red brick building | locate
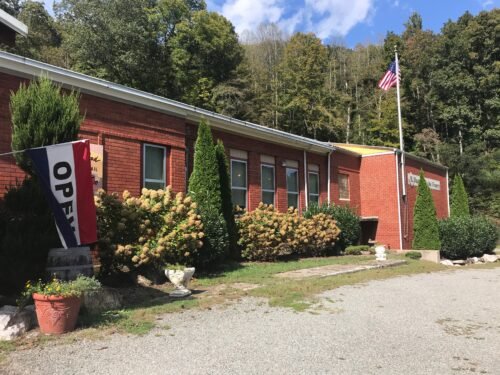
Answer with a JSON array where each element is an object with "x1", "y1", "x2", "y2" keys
[{"x1": 0, "y1": 52, "x2": 449, "y2": 249}]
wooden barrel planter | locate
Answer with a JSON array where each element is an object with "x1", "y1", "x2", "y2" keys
[{"x1": 46, "y1": 247, "x2": 94, "y2": 281}]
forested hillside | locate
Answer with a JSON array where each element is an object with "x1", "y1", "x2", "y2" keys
[{"x1": 1, "y1": 1, "x2": 498, "y2": 218}]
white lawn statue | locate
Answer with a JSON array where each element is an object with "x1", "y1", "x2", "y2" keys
[{"x1": 375, "y1": 245, "x2": 387, "y2": 261}]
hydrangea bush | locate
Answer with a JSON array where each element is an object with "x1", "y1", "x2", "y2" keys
[
  {"x1": 237, "y1": 203, "x2": 340, "y2": 261},
  {"x1": 95, "y1": 187, "x2": 204, "y2": 275}
]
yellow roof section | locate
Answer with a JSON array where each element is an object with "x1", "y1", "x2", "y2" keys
[{"x1": 334, "y1": 143, "x2": 394, "y2": 156}]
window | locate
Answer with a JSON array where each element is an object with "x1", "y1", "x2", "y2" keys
[
  {"x1": 261, "y1": 164, "x2": 275, "y2": 205},
  {"x1": 286, "y1": 168, "x2": 299, "y2": 208},
  {"x1": 231, "y1": 159, "x2": 247, "y2": 208},
  {"x1": 308, "y1": 172, "x2": 319, "y2": 205},
  {"x1": 338, "y1": 173, "x2": 350, "y2": 200},
  {"x1": 143, "y1": 144, "x2": 166, "y2": 189}
]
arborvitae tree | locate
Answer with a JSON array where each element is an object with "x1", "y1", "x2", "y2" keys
[
  {"x1": 450, "y1": 174, "x2": 470, "y2": 217},
  {"x1": 188, "y1": 120, "x2": 229, "y2": 267},
  {"x1": 10, "y1": 76, "x2": 83, "y2": 175},
  {"x1": 214, "y1": 140, "x2": 239, "y2": 259},
  {"x1": 413, "y1": 170, "x2": 441, "y2": 250}
]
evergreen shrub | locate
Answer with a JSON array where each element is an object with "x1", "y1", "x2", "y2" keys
[
  {"x1": 188, "y1": 120, "x2": 229, "y2": 268},
  {"x1": 0, "y1": 178, "x2": 59, "y2": 294},
  {"x1": 439, "y1": 216, "x2": 497, "y2": 260},
  {"x1": 10, "y1": 76, "x2": 83, "y2": 175},
  {"x1": 412, "y1": 171, "x2": 441, "y2": 250},
  {"x1": 215, "y1": 140, "x2": 239, "y2": 259},
  {"x1": 344, "y1": 245, "x2": 370, "y2": 255},
  {"x1": 405, "y1": 251, "x2": 422, "y2": 260},
  {"x1": 450, "y1": 174, "x2": 470, "y2": 217},
  {"x1": 303, "y1": 203, "x2": 360, "y2": 253}
]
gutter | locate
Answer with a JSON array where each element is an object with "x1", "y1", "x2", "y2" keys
[
  {"x1": 0, "y1": 10, "x2": 28, "y2": 37},
  {"x1": 0, "y1": 51, "x2": 334, "y2": 154}
]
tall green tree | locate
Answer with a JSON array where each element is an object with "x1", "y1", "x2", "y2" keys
[
  {"x1": 188, "y1": 120, "x2": 229, "y2": 267},
  {"x1": 10, "y1": 76, "x2": 83, "y2": 175},
  {"x1": 450, "y1": 175, "x2": 470, "y2": 218},
  {"x1": 214, "y1": 140, "x2": 239, "y2": 259},
  {"x1": 413, "y1": 170, "x2": 441, "y2": 250}
]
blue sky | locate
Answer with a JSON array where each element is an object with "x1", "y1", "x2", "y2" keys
[{"x1": 43, "y1": 0, "x2": 498, "y2": 46}]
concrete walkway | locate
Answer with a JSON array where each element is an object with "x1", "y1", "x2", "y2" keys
[{"x1": 275, "y1": 259, "x2": 406, "y2": 279}]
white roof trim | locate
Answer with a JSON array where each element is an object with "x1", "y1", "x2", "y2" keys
[
  {"x1": 0, "y1": 9, "x2": 28, "y2": 37},
  {"x1": 0, "y1": 52, "x2": 333, "y2": 154}
]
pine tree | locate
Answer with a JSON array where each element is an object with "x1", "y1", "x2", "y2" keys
[
  {"x1": 10, "y1": 76, "x2": 83, "y2": 176},
  {"x1": 188, "y1": 120, "x2": 229, "y2": 267},
  {"x1": 413, "y1": 170, "x2": 441, "y2": 250},
  {"x1": 215, "y1": 140, "x2": 239, "y2": 259},
  {"x1": 450, "y1": 174, "x2": 470, "y2": 217}
]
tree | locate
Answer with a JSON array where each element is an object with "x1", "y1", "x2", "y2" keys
[
  {"x1": 412, "y1": 170, "x2": 441, "y2": 250},
  {"x1": 188, "y1": 120, "x2": 229, "y2": 267},
  {"x1": 214, "y1": 140, "x2": 239, "y2": 259},
  {"x1": 10, "y1": 76, "x2": 83, "y2": 175},
  {"x1": 450, "y1": 174, "x2": 470, "y2": 218}
]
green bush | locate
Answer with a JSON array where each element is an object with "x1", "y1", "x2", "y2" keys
[
  {"x1": 303, "y1": 203, "x2": 360, "y2": 253},
  {"x1": 215, "y1": 140, "x2": 239, "y2": 259},
  {"x1": 450, "y1": 174, "x2": 470, "y2": 218},
  {"x1": 439, "y1": 216, "x2": 498, "y2": 259},
  {"x1": 0, "y1": 178, "x2": 60, "y2": 295},
  {"x1": 412, "y1": 171, "x2": 441, "y2": 250},
  {"x1": 405, "y1": 251, "x2": 422, "y2": 260},
  {"x1": 10, "y1": 76, "x2": 83, "y2": 175},
  {"x1": 237, "y1": 204, "x2": 340, "y2": 261},
  {"x1": 188, "y1": 120, "x2": 229, "y2": 268},
  {"x1": 344, "y1": 245, "x2": 370, "y2": 255}
]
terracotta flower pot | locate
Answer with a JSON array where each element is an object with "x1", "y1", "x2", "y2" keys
[{"x1": 32, "y1": 293, "x2": 81, "y2": 334}]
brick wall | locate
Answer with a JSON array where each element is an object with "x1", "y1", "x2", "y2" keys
[
  {"x1": 0, "y1": 72, "x2": 186, "y2": 198},
  {"x1": 186, "y1": 124, "x2": 332, "y2": 213},
  {"x1": 330, "y1": 151, "x2": 361, "y2": 215},
  {"x1": 400, "y1": 155, "x2": 449, "y2": 249}
]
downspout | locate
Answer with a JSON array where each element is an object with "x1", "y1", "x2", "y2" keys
[
  {"x1": 304, "y1": 150, "x2": 308, "y2": 210},
  {"x1": 395, "y1": 152, "x2": 403, "y2": 250},
  {"x1": 327, "y1": 150, "x2": 332, "y2": 205},
  {"x1": 446, "y1": 168, "x2": 450, "y2": 217}
]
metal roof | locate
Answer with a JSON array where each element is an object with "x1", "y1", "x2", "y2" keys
[
  {"x1": 0, "y1": 9, "x2": 28, "y2": 37},
  {"x1": 0, "y1": 51, "x2": 333, "y2": 154}
]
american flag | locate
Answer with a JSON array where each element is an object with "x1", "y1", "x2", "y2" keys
[{"x1": 378, "y1": 61, "x2": 399, "y2": 91}]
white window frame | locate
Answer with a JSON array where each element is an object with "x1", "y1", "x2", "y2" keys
[
  {"x1": 338, "y1": 173, "x2": 350, "y2": 201},
  {"x1": 308, "y1": 171, "x2": 320, "y2": 204},
  {"x1": 143, "y1": 143, "x2": 166, "y2": 189},
  {"x1": 231, "y1": 159, "x2": 248, "y2": 208},
  {"x1": 261, "y1": 164, "x2": 275, "y2": 205},
  {"x1": 286, "y1": 167, "x2": 299, "y2": 209}
]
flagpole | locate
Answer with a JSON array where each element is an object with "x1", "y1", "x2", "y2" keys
[{"x1": 395, "y1": 46, "x2": 406, "y2": 198}]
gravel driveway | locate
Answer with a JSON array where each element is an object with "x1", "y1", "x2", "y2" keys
[{"x1": 3, "y1": 267, "x2": 500, "y2": 375}]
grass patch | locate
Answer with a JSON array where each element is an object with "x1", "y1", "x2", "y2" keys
[{"x1": 0, "y1": 341, "x2": 15, "y2": 364}]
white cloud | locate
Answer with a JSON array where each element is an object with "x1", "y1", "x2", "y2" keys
[
  {"x1": 218, "y1": 0, "x2": 374, "y2": 40},
  {"x1": 221, "y1": 0, "x2": 285, "y2": 35},
  {"x1": 305, "y1": 0, "x2": 374, "y2": 39}
]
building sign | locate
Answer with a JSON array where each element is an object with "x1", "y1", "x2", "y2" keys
[
  {"x1": 408, "y1": 172, "x2": 440, "y2": 191},
  {"x1": 90, "y1": 144, "x2": 103, "y2": 193}
]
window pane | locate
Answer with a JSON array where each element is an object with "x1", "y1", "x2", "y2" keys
[
  {"x1": 231, "y1": 161, "x2": 247, "y2": 188},
  {"x1": 309, "y1": 194, "x2": 319, "y2": 204},
  {"x1": 308, "y1": 172, "x2": 319, "y2": 194},
  {"x1": 262, "y1": 191, "x2": 274, "y2": 205},
  {"x1": 286, "y1": 168, "x2": 298, "y2": 193},
  {"x1": 145, "y1": 181, "x2": 165, "y2": 190},
  {"x1": 232, "y1": 189, "x2": 246, "y2": 208},
  {"x1": 261, "y1": 165, "x2": 274, "y2": 190},
  {"x1": 288, "y1": 193, "x2": 298, "y2": 208},
  {"x1": 339, "y1": 173, "x2": 349, "y2": 199},
  {"x1": 145, "y1": 146, "x2": 164, "y2": 181}
]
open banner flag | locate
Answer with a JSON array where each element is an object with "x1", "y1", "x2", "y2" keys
[{"x1": 27, "y1": 140, "x2": 97, "y2": 248}]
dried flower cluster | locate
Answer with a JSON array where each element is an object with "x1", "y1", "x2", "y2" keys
[
  {"x1": 95, "y1": 187, "x2": 204, "y2": 274},
  {"x1": 237, "y1": 203, "x2": 340, "y2": 261}
]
